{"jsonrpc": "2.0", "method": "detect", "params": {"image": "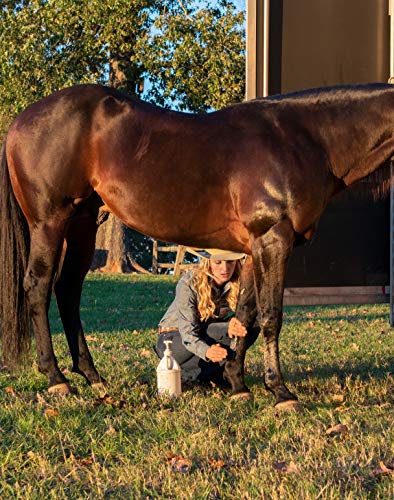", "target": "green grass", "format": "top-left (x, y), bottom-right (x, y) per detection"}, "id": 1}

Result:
top-left (0, 273), bottom-right (393, 499)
